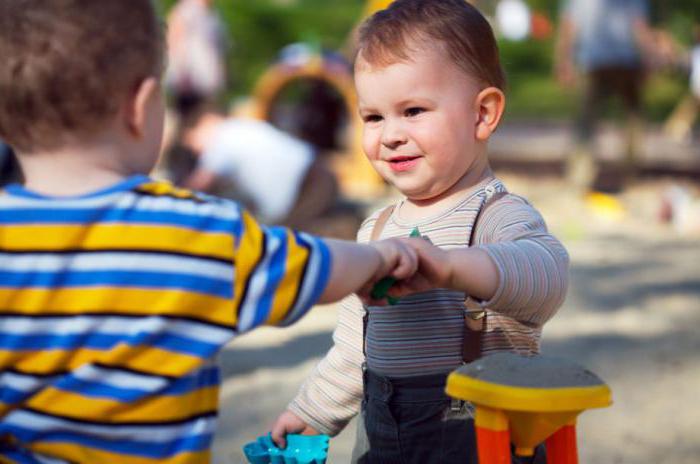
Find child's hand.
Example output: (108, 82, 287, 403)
(370, 238, 419, 281)
(387, 238, 452, 297)
(358, 238, 418, 303)
(271, 410, 318, 449)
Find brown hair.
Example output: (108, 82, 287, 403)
(0, 0, 164, 153)
(356, 0, 506, 90)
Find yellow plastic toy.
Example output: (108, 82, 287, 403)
(446, 352, 612, 464)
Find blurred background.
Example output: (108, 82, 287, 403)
(3, 0, 698, 462)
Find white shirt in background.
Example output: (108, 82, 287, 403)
(201, 119, 314, 224)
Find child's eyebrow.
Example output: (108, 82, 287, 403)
(395, 97, 434, 107)
(358, 104, 379, 114)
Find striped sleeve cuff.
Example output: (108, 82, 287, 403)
(288, 398, 342, 437)
(279, 232, 332, 327)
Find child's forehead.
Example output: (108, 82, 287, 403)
(356, 41, 444, 73)
(355, 45, 474, 85)
(355, 60, 481, 111)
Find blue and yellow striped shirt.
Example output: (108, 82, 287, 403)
(0, 175, 331, 464)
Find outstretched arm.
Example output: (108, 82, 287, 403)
(396, 196, 569, 326)
(318, 238, 418, 304)
(554, 13, 577, 87)
(232, 209, 417, 333)
(390, 242, 499, 302)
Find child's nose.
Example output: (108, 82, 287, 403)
(380, 120, 408, 149)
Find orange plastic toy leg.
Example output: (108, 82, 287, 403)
(545, 422, 578, 464)
(474, 406, 511, 464)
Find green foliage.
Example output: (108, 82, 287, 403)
(644, 74, 688, 121)
(499, 38, 554, 78)
(158, 0, 696, 121)
(160, 0, 362, 98)
(504, 74, 577, 121)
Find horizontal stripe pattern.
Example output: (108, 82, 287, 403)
(0, 176, 331, 463)
(3, 409, 216, 457)
(0, 252, 231, 278)
(289, 178, 570, 436)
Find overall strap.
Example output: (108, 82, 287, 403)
(370, 205, 396, 242)
(363, 204, 396, 358)
(462, 187, 508, 364)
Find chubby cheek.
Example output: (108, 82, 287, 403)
(361, 126, 381, 162)
(437, 120, 475, 165)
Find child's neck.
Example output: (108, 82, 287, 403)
(400, 157, 493, 222)
(17, 137, 142, 197)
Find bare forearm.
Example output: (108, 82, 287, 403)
(554, 17, 574, 65)
(633, 18, 656, 61)
(318, 240, 381, 304)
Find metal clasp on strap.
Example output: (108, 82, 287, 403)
(464, 297, 486, 332)
(465, 308, 486, 321)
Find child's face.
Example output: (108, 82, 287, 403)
(356, 46, 483, 201)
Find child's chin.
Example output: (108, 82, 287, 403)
(399, 187, 433, 201)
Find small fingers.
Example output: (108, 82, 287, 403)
(388, 273, 431, 297)
(270, 411, 306, 449)
(271, 425, 287, 449)
(391, 242, 419, 280)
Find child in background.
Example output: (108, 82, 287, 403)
(165, 0, 228, 115)
(176, 107, 338, 230)
(272, 1, 569, 462)
(0, 2, 423, 463)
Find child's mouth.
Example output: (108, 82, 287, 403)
(388, 156, 420, 172)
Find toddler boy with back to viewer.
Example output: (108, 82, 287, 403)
(0, 2, 426, 463)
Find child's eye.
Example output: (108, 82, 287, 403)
(405, 107, 425, 117)
(363, 114, 383, 123)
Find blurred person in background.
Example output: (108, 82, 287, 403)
(165, 0, 228, 117)
(555, 0, 655, 191)
(173, 106, 339, 231)
(661, 22, 700, 144)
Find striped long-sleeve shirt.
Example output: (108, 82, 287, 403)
(288, 178, 569, 435)
(0, 175, 331, 464)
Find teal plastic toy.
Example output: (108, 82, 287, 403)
(370, 227, 422, 305)
(243, 433, 330, 464)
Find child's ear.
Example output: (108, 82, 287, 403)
(125, 77, 160, 138)
(474, 87, 506, 141)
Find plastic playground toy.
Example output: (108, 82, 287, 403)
(243, 433, 330, 464)
(446, 352, 612, 464)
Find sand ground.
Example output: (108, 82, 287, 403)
(212, 175, 700, 464)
